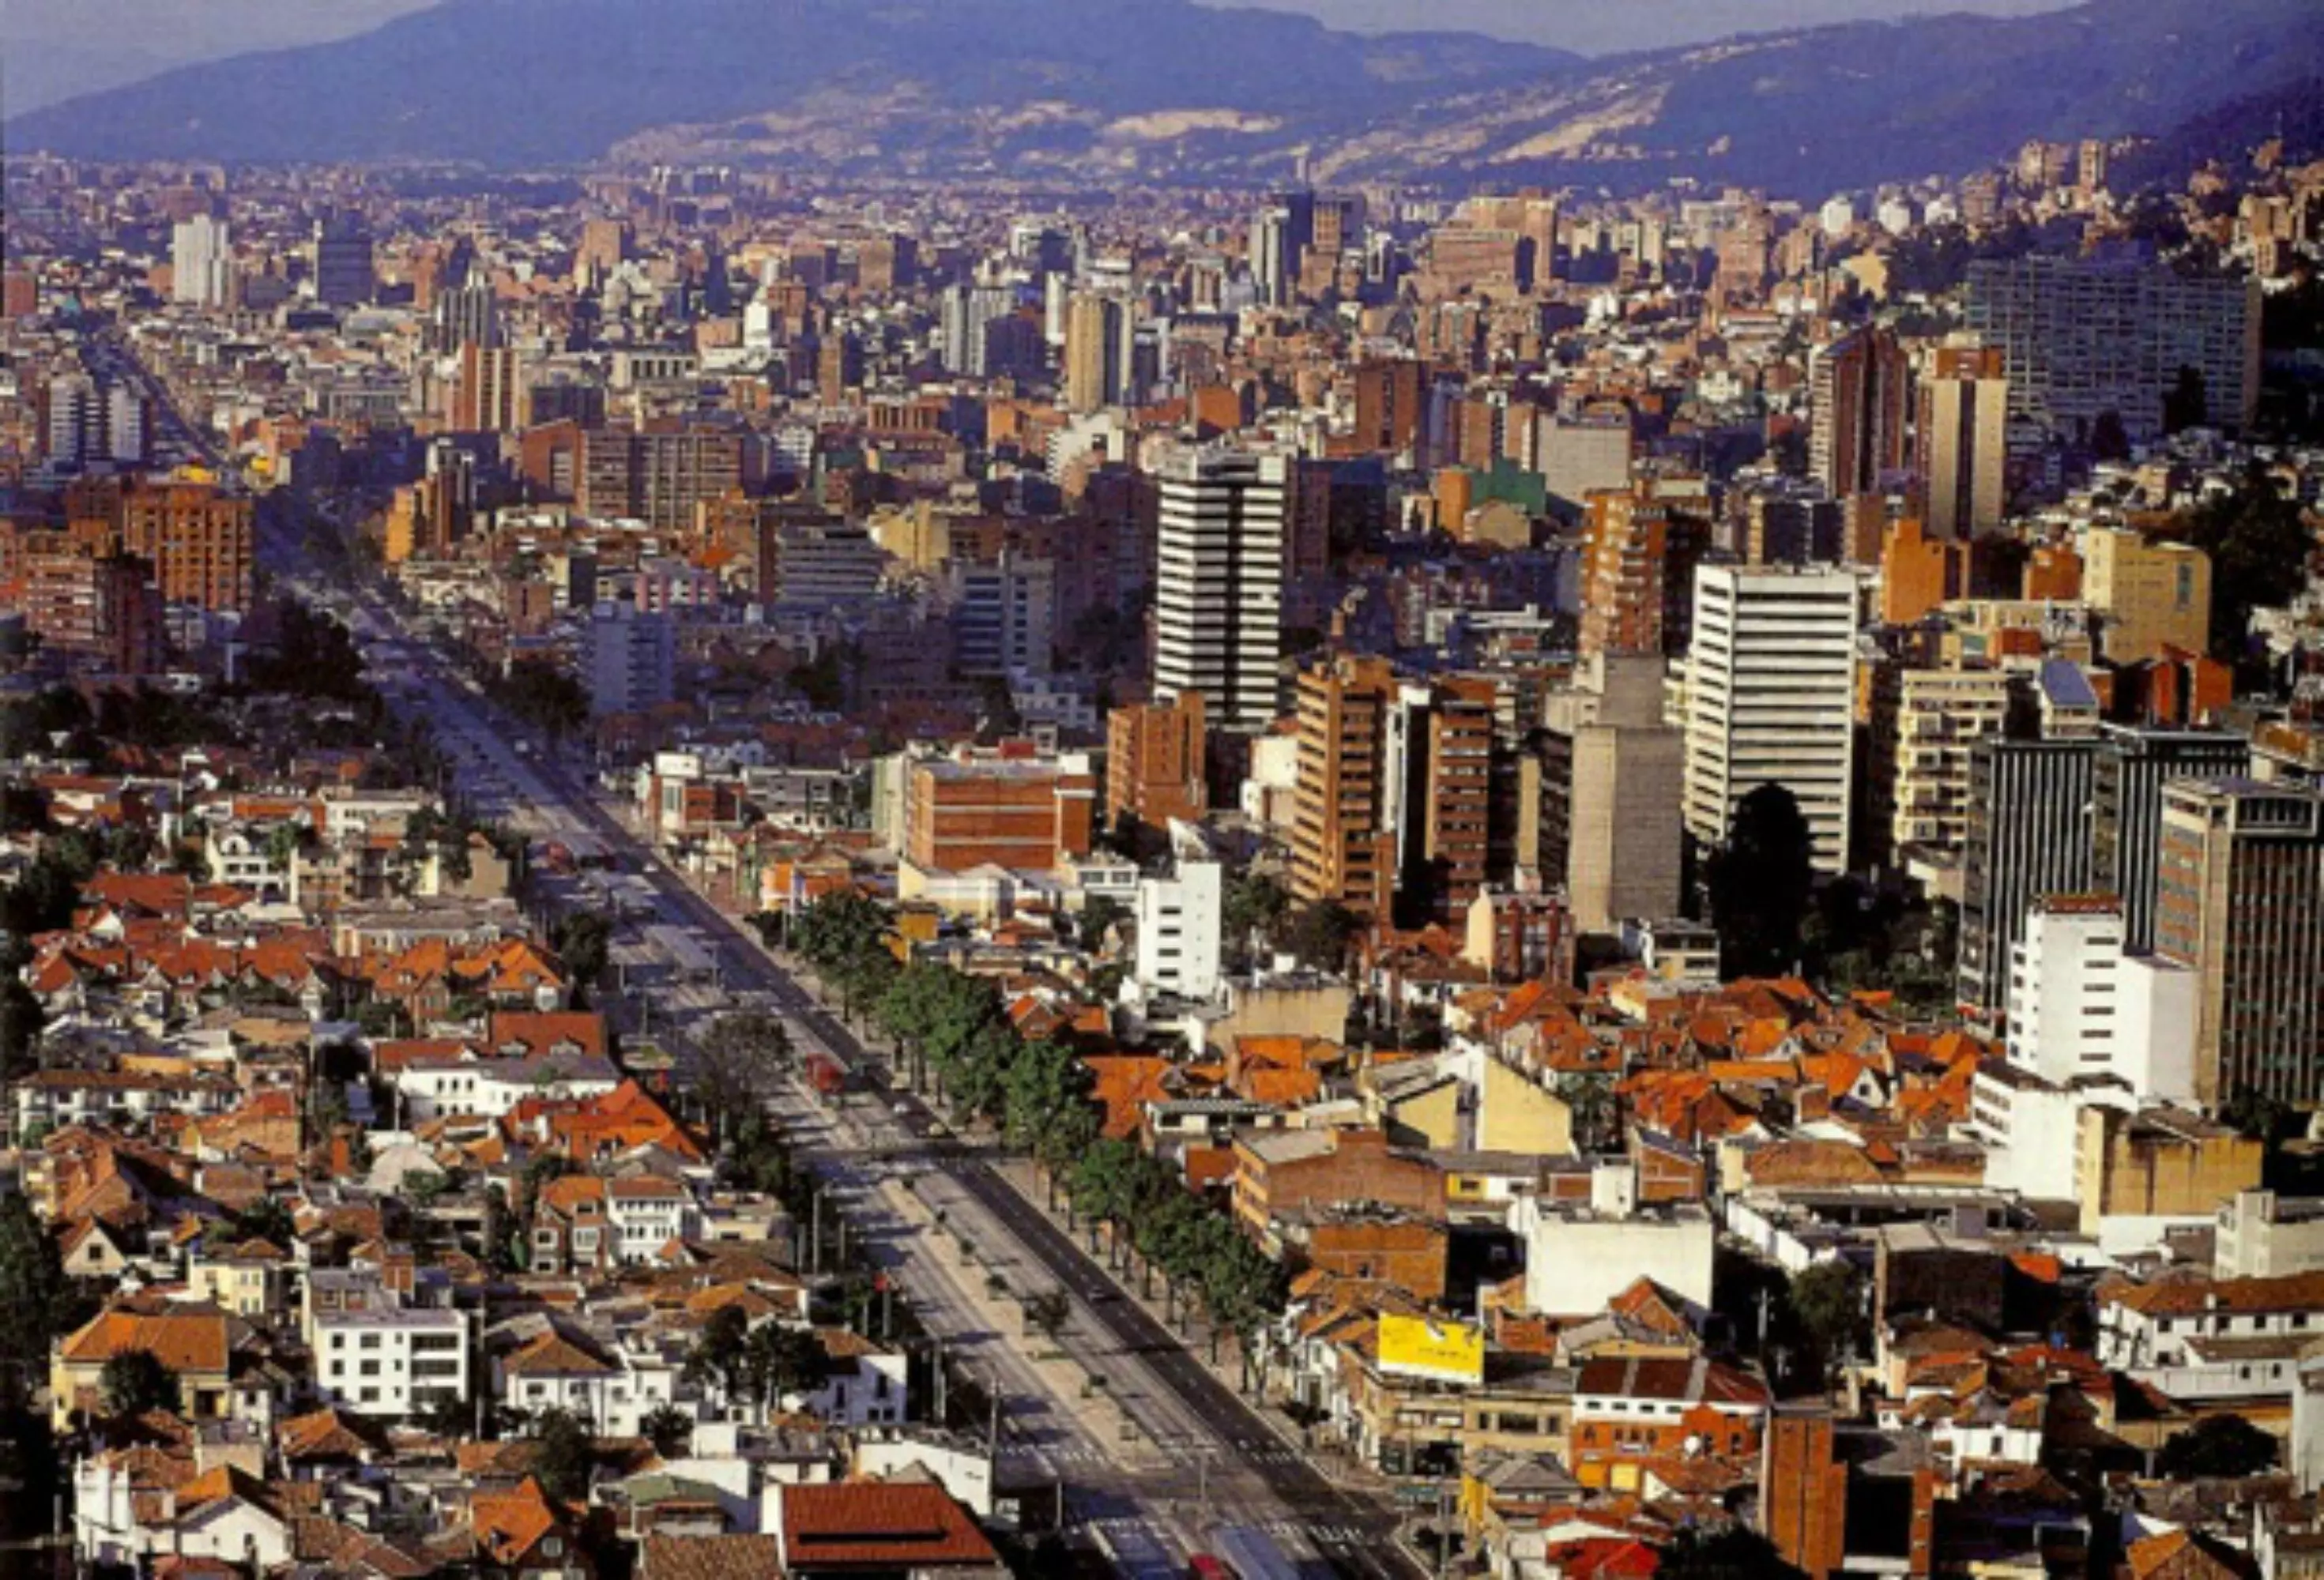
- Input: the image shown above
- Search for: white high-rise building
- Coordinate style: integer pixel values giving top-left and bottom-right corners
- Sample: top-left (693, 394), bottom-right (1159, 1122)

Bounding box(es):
top-left (1135, 859), bottom-right (1223, 1003)
top-left (1151, 442), bottom-right (1286, 734)
top-left (2007, 893), bottom-right (2198, 1102)
top-left (1252, 205), bottom-right (1294, 306)
top-left (171, 213), bottom-right (233, 309)
top-left (1681, 564), bottom-right (1860, 875)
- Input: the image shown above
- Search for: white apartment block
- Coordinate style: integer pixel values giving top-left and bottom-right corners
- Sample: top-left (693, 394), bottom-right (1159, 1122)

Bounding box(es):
top-left (1682, 565), bottom-right (1860, 874)
top-left (1151, 443), bottom-right (1286, 733)
top-left (1962, 1061), bottom-right (2130, 1202)
top-left (1134, 860), bottom-right (1223, 1003)
top-left (312, 1307), bottom-right (469, 1419)
top-left (2006, 894), bottom-right (2196, 1102)
top-left (2217, 1191), bottom-right (2324, 1281)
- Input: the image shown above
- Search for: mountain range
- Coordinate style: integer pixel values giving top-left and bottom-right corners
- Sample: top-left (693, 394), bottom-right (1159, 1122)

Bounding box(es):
top-left (7, 0), bottom-right (2318, 194)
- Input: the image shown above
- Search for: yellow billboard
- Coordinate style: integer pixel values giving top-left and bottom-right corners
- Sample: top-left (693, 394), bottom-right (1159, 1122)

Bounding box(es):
top-left (1377, 1313), bottom-right (1484, 1384)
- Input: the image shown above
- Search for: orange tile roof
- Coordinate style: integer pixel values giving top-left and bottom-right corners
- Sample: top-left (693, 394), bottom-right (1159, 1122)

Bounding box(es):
top-left (469, 1477), bottom-right (569, 1567)
top-left (60, 1307), bottom-right (230, 1374)
top-left (778, 1484), bottom-right (998, 1570)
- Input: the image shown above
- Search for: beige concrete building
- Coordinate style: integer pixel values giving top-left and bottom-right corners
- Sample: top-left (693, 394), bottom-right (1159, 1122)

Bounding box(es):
top-left (1882, 666), bottom-right (2017, 867)
top-left (2074, 1103), bottom-right (2263, 1239)
top-left (2081, 527), bottom-right (2210, 664)
top-left (1915, 344), bottom-right (2009, 538)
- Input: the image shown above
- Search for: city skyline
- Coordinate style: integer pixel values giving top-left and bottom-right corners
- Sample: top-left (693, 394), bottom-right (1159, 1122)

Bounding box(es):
top-left (3, 5), bottom-right (2323, 1578)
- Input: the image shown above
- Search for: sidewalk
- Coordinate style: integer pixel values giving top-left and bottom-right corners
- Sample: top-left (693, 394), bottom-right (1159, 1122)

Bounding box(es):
top-left (875, 1158), bottom-right (1168, 1471)
top-left (680, 868), bottom-right (1391, 1490)
top-left (988, 1156), bottom-right (1393, 1494)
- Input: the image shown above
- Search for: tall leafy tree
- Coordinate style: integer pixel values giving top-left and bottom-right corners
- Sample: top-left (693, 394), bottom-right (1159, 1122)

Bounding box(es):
top-left (2157, 1415), bottom-right (2278, 1478)
top-left (99, 1349), bottom-right (179, 1418)
top-left (2154, 465), bottom-right (2317, 675)
top-left (0, 978), bottom-right (46, 1082)
top-left (529, 1406), bottom-right (595, 1499)
top-left (639, 1402), bottom-right (695, 1458)
top-left (551, 912), bottom-right (612, 991)
top-left (0, 1193), bottom-right (71, 1378)
top-left (877, 962), bottom-right (997, 1093)
top-left (1707, 784), bottom-right (1815, 980)
top-left (695, 1011), bottom-right (793, 1142)
top-left (1068, 1139), bottom-right (1141, 1259)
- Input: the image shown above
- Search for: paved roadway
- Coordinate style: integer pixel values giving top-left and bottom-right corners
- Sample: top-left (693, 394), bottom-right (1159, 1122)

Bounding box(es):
top-left (345, 603), bottom-right (1414, 1578)
top-left (109, 326), bottom-right (1419, 1580)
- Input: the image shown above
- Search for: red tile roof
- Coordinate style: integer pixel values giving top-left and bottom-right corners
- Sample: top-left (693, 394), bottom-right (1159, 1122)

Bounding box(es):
top-left (778, 1484), bottom-right (998, 1571)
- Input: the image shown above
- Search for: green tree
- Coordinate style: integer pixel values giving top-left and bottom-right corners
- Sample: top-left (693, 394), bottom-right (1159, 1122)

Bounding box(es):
top-left (1221, 872), bottom-right (1291, 969)
top-left (793, 892), bottom-right (896, 1020)
top-left (416, 1389), bottom-right (480, 1441)
top-left (684, 1306), bottom-right (754, 1401)
top-left (942, 1021), bottom-right (1018, 1123)
top-left (745, 1323), bottom-right (828, 1406)
top-left (496, 660), bottom-right (590, 746)
top-left (1283, 900), bottom-right (1360, 974)
top-left (1708, 784), bottom-right (1815, 980)
top-left (1789, 1261), bottom-right (1866, 1377)
top-left (0, 1193), bottom-right (71, 1377)
top-left (2157, 1413), bottom-right (2278, 1478)
top-left (2154, 467), bottom-right (2317, 673)
top-left (639, 1402), bottom-right (696, 1458)
top-left (2221, 1085), bottom-right (2290, 1144)
top-left (1068, 1138), bottom-right (1142, 1261)
top-left (529, 1406), bottom-right (595, 1500)
top-left (877, 961), bottom-right (998, 1095)
top-left (1554, 1072), bottom-right (1622, 1153)
top-left (1004, 1038), bottom-right (1095, 1162)
top-left (0, 786), bottom-right (50, 837)
top-left (694, 1011), bottom-right (793, 1143)
top-left (99, 1349), bottom-right (179, 1418)
top-left (551, 912), bottom-right (612, 991)
top-left (231, 1197), bottom-right (299, 1247)
top-left (0, 978), bottom-right (47, 1082)
top-left (1021, 1288), bottom-right (1071, 1345)
top-left (399, 807), bottom-right (473, 886)
top-left (1076, 895), bottom-right (1130, 953)
top-left (1, 845), bottom-right (98, 939)
top-left (793, 891), bottom-right (890, 972)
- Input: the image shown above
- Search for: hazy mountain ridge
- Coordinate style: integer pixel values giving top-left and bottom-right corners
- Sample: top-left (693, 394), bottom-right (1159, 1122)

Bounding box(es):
top-left (6, 0), bottom-right (2316, 193)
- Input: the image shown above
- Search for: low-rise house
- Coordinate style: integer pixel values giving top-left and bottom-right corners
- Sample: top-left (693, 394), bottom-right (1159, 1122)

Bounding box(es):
top-left (608, 1176), bottom-right (698, 1262)
top-left (533, 1176), bottom-right (619, 1274)
top-left (15, 1066), bottom-right (238, 1134)
top-left (770, 1482), bottom-right (1005, 1579)
top-left (468, 1474), bottom-right (593, 1580)
top-left (51, 1302), bottom-right (240, 1430)
top-left (187, 1236), bottom-right (290, 1319)
top-left (1567, 1355), bottom-right (1770, 1492)
top-left (496, 1327), bottom-right (684, 1439)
